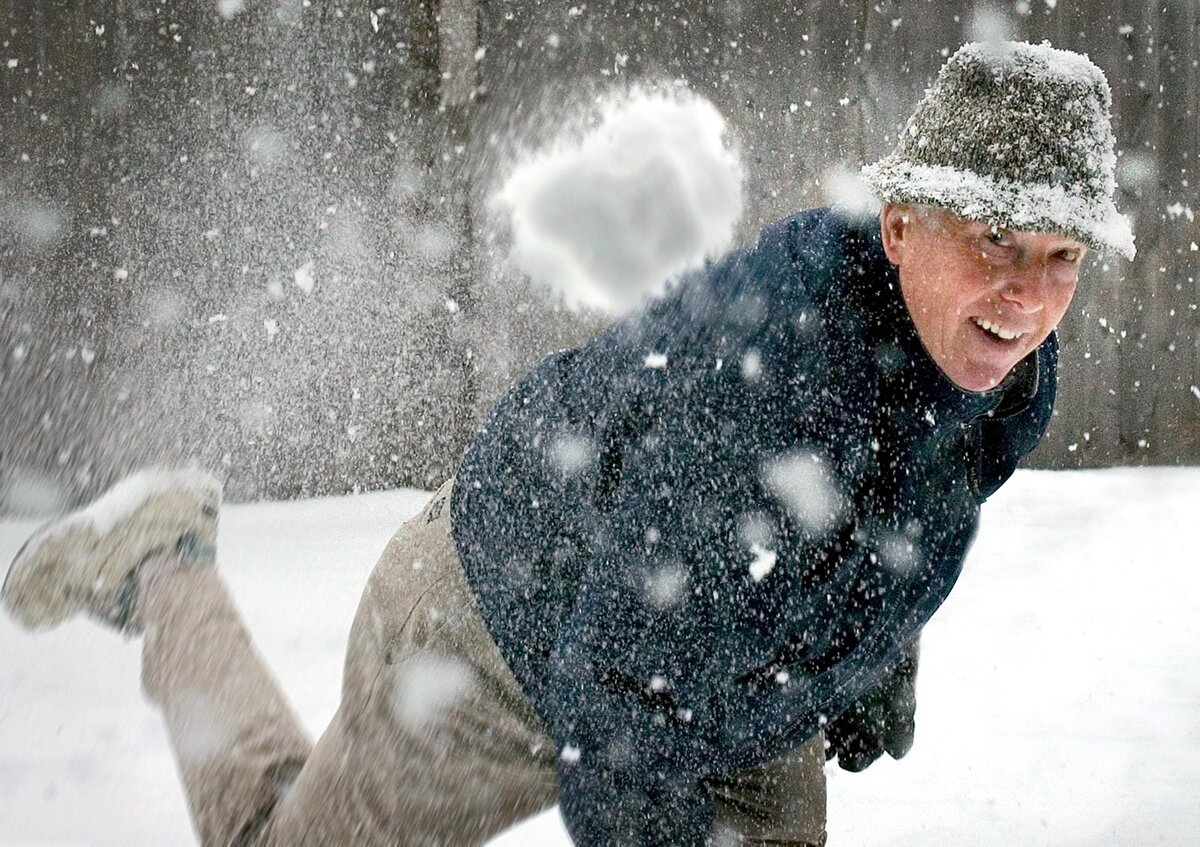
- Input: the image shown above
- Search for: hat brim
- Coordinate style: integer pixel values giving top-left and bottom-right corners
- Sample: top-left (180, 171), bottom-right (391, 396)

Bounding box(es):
top-left (861, 157), bottom-right (1135, 260)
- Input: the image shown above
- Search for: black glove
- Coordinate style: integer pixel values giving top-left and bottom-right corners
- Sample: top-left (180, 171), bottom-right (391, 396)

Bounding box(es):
top-left (824, 638), bottom-right (919, 772)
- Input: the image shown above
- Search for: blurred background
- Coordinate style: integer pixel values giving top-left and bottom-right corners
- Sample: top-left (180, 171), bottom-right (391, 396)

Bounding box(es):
top-left (1, 0), bottom-right (1196, 510)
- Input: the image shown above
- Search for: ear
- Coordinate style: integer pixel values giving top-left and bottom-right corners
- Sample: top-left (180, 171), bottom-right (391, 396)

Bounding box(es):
top-left (879, 203), bottom-right (911, 267)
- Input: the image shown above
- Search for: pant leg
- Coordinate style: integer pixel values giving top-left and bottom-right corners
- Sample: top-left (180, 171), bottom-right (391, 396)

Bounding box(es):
top-left (138, 561), bottom-right (313, 847)
top-left (263, 478), bottom-right (560, 846)
top-left (707, 734), bottom-right (828, 847)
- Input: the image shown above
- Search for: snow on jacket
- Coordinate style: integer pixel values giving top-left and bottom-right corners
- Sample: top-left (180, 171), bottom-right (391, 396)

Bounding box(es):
top-left (451, 206), bottom-right (1057, 845)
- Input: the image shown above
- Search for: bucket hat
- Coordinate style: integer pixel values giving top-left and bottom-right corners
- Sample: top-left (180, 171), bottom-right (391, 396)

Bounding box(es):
top-left (862, 41), bottom-right (1135, 259)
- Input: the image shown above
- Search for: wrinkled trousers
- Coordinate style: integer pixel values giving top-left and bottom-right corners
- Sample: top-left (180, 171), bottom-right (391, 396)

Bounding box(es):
top-left (139, 479), bottom-right (827, 846)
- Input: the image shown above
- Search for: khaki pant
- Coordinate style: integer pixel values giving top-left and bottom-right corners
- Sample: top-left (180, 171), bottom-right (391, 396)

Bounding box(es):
top-left (139, 479), bottom-right (827, 846)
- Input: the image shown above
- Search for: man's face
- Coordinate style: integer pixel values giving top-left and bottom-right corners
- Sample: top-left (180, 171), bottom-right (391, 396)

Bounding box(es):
top-left (879, 203), bottom-right (1086, 392)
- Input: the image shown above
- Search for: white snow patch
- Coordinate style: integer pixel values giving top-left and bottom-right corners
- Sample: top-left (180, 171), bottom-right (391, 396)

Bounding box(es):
top-left (37, 468), bottom-right (220, 538)
top-left (143, 289), bottom-right (186, 327)
top-left (643, 562), bottom-right (687, 609)
top-left (495, 87), bottom-right (743, 315)
top-left (217, 0), bottom-right (246, 20)
top-left (276, 0), bottom-right (303, 25)
top-left (170, 692), bottom-right (234, 764)
top-left (239, 401), bottom-right (274, 434)
top-left (761, 450), bottom-right (846, 537)
top-left (740, 348), bottom-right (762, 382)
top-left (559, 744), bottom-right (581, 764)
top-left (549, 433), bottom-right (594, 476)
top-left (1165, 202), bottom-right (1195, 222)
top-left (821, 166), bottom-right (880, 220)
top-left (0, 468), bottom-right (68, 517)
top-left (969, 5), bottom-right (1017, 44)
top-left (737, 511), bottom-right (774, 549)
top-left (293, 261), bottom-right (315, 295)
top-left (6, 200), bottom-right (68, 249)
top-left (415, 223), bottom-right (455, 262)
top-left (643, 352), bottom-right (668, 369)
top-left (1116, 150), bottom-right (1157, 194)
top-left (244, 124), bottom-right (288, 167)
top-left (875, 530), bottom-right (919, 576)
top-left (389, 652), bottom-right (475, 732)
top-left (748, 543), bottom-right (776, 582)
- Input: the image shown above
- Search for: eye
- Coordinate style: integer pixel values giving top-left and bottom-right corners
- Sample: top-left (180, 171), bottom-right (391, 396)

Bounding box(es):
top-left (986, 227), bottom-right (1013, 247)
top-left (1056, 247), bottom-right (1083, 263)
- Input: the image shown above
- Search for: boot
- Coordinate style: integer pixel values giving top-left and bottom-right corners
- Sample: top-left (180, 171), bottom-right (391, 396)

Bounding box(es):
top-left (1, 467), bottom-right (221, 632)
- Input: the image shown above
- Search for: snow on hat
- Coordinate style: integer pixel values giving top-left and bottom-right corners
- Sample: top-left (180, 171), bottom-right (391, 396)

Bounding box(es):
top-left (862, 41), bottom-right (1135, 259)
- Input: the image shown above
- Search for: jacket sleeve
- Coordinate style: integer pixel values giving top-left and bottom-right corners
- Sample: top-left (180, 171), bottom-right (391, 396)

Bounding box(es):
top-left (547, 397), bottom-right (736, 847)
top-left (551, 567), bottom-right (717, 847)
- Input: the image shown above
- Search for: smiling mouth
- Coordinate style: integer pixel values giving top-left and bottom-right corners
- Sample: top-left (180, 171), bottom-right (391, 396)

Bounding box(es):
top-left (972, 317), bottom-right (1024, 342)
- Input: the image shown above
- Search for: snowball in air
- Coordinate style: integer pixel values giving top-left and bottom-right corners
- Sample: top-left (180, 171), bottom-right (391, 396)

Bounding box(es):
top-left (495, 88), bottom-right (743, 315)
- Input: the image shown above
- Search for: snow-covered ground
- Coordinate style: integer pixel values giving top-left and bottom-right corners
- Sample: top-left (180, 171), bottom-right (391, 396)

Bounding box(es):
top-left (1, 467), bottom-right (1197, 845)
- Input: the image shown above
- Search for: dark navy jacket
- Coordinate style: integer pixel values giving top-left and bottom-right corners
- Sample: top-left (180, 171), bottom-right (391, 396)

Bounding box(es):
top-left (451, 207), bottom-right (1056, 845)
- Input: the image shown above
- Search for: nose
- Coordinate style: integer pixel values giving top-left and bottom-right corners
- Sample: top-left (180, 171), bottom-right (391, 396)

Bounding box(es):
top-left (998, 264), bottom-right (1049, 314)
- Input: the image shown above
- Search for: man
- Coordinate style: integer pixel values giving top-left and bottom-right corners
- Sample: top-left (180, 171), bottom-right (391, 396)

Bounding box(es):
top-left (2, 41), bottom-right (1133, 846)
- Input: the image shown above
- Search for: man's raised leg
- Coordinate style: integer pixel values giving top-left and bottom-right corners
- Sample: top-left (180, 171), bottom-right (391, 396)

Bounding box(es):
top-left (135, 557), bottom-right (312, 846)
top-left (2, 469), bottom-right (312, 846)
